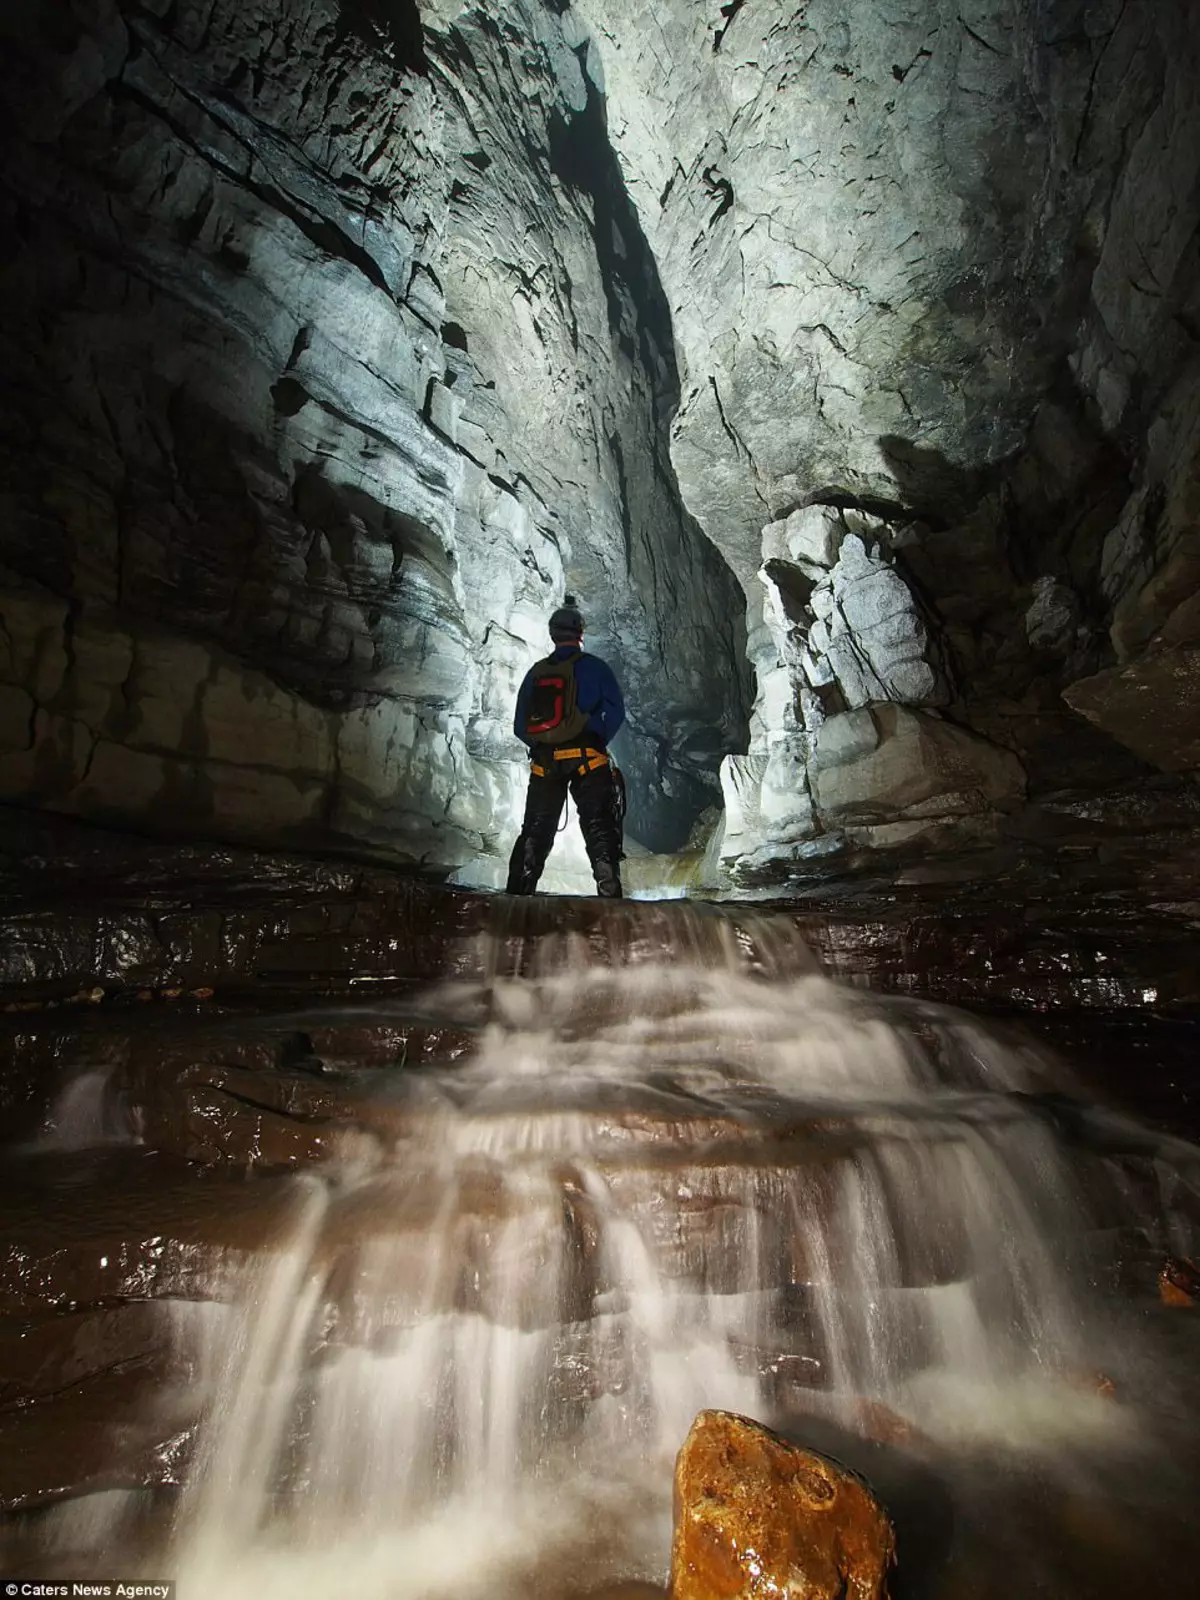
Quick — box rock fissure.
[117,32,404,294]
[1070,1,1129,171]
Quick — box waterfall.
[136,907,1200,1598]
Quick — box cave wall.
[572,0,1200,878]
[0,0,749,871]
[2,0,1198,886]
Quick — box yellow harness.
[530,745,610,779]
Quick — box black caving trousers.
[505,748,624,898]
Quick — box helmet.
[548,593,584,642]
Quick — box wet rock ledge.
[2,803,1198,1016]
[1,802,1197,1151]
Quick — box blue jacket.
[514,646,625,750]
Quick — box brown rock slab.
[0,1302,167,1408]
[0,1151,299,1314]
[4,805,1200,1018]
[1064,646,1200,773]
[0,1358,198,1510]
[670,1410,894,1600]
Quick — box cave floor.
[4,800,1198,1140]
[1,806,1199,1594]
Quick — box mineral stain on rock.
[670,1410,895,1600]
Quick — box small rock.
[1025,575,1080,652]
[1063,1369,1119,1399]
[670,1410,894,1600]
[61,991,87,1006]
[1159,1256,1200,1306]
[852,1398,918,1447]
[784,506,843,570]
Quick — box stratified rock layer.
[0,0,748,868]
[670,1410,894,1600]
[1,806,1198,1529]
[3,807,1199,1027]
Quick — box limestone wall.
[3,0,1198,884]
[0,0,749,868]
[572,0,1200,880]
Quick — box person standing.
[506,596,626,897]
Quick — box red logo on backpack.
[524,650,590,744]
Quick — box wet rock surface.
[1159,1257,1200,1308]
[2,805,1199,1007]
[0,1151,298,1315]
[2,800,1199,1191]
[0,860,1197,1595]
[0,1361,197,1513]
[669,1410,894,1600]
[0,1151,290,1511]
[0,808,1198,1543]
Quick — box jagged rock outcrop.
[0,0,749,872]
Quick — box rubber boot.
[505,825,555,895]
[578,803,623,898]
[591,856,624,898]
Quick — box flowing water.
[13,906,1200,1597]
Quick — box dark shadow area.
[874,406,1159,796]
[335,0,427,74]
[546,75,680,426]
[803,485,933,528]
[763,558,817,621]
[876,434,990,527]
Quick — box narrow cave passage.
[1,1,1200,1595]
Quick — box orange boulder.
[670,1410,895,1600]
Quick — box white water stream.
[132,911,1194,1599]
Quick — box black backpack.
[524,650,591,744]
